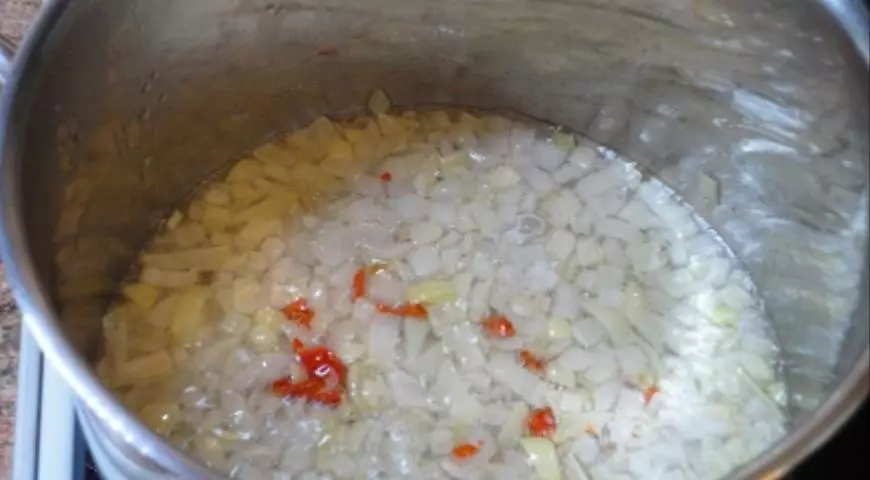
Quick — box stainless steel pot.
[1,0,867,478]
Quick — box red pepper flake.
[643,385,660,406]
[291,337,306,353]
[379,171,392,182]
[518,349,547,374]
[272,344,349,408]
[376,302,429,319]
[351,268,366,302]
[481,313,516,338]
[527,406,557,438]
[308,388,343,407]
[315,46,339,57]
[271,376,293,396]
[451,442,481,460]
[281,378,323,397]
[298,346,348,387]
[282,298,315,329]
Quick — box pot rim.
[0,0,867,478]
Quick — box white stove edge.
[12,322,78,480]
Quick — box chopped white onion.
[520,437,563,480]
[99,102,786,480]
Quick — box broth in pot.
[98,92,786,480]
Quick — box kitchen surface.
[0,1,867,480]
[1,2,42,476]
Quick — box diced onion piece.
[498,402,529,447]
[170,287,211,343]
[738,353,775,382]
[253,308,284,331]
[582,302,631,345]
[122,283,160,310]
[711,304,739,327]
[552,132,576,153]
[547,318,573,340]
[737,366,785,419]
[520,437,562,480]
[563,453,591,480]
[253,142,295,164]
[201,206,234,233]
[487,166,521,188]
[140,268,199,288]
[409,222,444,245]
[233,276,262,314]
[547,362,576,389]
[226,158,265,183]
[488,353,545,404]
[139,403,181,437]
[142,245,233,271]
[114,351,173,387]
[697,172,720,206]
[406,280,455,304]
[367,89,391,116]
[554,389,589,414]
[238,193,299,223]
[237,219,281,250]
[166,210,184,230]
[403,318,430,360]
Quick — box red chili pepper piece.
[519,349,547,374]
[643,385,660,406]
[298,346,348,387]
[380,172,392,182]
[527,406,557,438]
[481,314,516,338]
[291,338,306,353]
[282,298,315,329]
[271,377,294,396]
[283,378,324,397]
[308,388,343,407]
[375,302,429,319]
[352,268,366,302]
[451,442,481,459]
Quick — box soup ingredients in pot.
[97,91,787,479]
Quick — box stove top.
[789,399,867,479]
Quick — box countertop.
[1,1,43,476]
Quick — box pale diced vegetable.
[170,287,211,343]
[236,219,281,250]
[367,89,391,116]
[139,403,181,437]
[253,142,295,164]
[142,245,233,271]
[166,210,184,230]
[547,317,573,340]
[140,268,199,288]
[521,437,562,480]
[114,351,173,387]
[405,280,455,304]
[123,283,160,310]
[226,158,265,183]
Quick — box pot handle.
[0,34,14,89]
